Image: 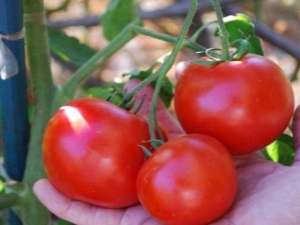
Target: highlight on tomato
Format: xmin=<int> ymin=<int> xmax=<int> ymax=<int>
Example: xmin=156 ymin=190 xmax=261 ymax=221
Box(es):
xmin=136 ymin=134 xmax=237 ymax=225
xmin=43 ymin=97 xmax=156 ymax=208
xmin=174 ymin=54 xmax=294 ymax=155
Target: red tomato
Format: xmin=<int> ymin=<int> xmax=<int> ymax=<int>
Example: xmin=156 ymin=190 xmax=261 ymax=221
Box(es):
xmin=136 ymin=134 xmax=237 ymax=225
xmin=174 ymin=54 xmax=294 ymax=155
xmin=43 ymin=97 xmax=155 ymax=208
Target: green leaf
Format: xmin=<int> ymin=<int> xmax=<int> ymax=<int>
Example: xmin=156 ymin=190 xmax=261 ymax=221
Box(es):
xmin=158 ymin=78 xmax=173 ymax=108
xmin=263 ymin=134 xmax=295 ymax=166
xmin=101 ymin=0 xmax=139 ymax=41
xmin=48 ymin=27 xmax=97 ymax=65
xmin=85 ymin=83 xmax=124 ymax=105
xmin=215 ymin=14 xmax=264 ymax=56
xmin=125 ymin=67 xmax=173 ymax=108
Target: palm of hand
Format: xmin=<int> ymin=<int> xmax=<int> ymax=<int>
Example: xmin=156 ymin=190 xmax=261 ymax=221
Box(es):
xmin=120 ymin=154 xmax=300 ymax=225
xmin=34 ymin=153 xmax=300 ymax=225
xmin=113 ymin=154 xmax=300 ymax=225
xmin=211 ymin=153 xmax=300 ymax=225
xmin=121 ymin=153 xmax=300 ymax=225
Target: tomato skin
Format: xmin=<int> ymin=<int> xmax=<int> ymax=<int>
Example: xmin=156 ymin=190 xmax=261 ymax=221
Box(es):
xmin=137 ymin=134 xmax=237 ymax=225
xmin=43 ymin=97 xmax=154 ymax=208
xmin=174 ymin=54 xmax=294 ymax=155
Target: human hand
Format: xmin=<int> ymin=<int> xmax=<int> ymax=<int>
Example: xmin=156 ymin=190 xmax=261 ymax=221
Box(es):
xmin=210 ymin=102 xmax=300 ymax=225
xmin=34 ymin=79 xmax=300 ymax=225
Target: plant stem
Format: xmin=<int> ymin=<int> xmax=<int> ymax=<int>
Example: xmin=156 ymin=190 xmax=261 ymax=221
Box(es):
xmin=23 ymin=0 xmax=55 ymax=186
xmin=119 ymin=20 xmax=207 ymax=107
xmin=22 ymin=0 xmax=54 ymax=223
xmin=188 ymin=20 xmax=216 ymax=44
xmin=148 ymin=0 xmax=198 ymax=148
xmin=0 ymin=193 xmax=19 ymax=210
xmin=132 ymin=25 xmax=206 ymax=52
xmin=23 ymin=2 xmax=55 ymax=179
xmin=57 ymin=20 xmax=140 ymax=107
xmin=60 ymin=22 xmax=206 ymax=110
xmin=211 ymin=0 xmax=230 ymax=60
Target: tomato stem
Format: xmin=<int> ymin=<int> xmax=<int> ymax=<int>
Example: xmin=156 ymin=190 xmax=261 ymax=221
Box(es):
xmin=148 ymin=0 xmax=198 ymax=149
xmin=229 ymin=39 xmax=250 ymax=60
xmin=120 ymin=0 xmax=198 ymax=149
xmin=0 ymin=192 xmax=19 ymax=210
xmin=22 ymin=0 xmax=55 ymax=223
xmin=23 ymin=6 xmax=54 ymax=182
xmin=59 ymin=20 xmax=139 ymax=105
xmin=132 ymin=25 xmax=206 ymax=52
xmin=139 ymin=145 xmax=153 ymax=157
xmin=211 ymin=0 xmax=230 ymax=61
xmin=188 ymin=20 xmax=217 ymax=45
xmin=57 ymin=21 xmax=206 ymax=111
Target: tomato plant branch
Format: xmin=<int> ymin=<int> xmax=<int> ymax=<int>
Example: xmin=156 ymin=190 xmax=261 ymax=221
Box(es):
xmin=57 ymin=21 xmax=206 ymax=110
xmin=120 ymin=26 xmax=206 ymax=107
xmin=211 ymin=0 xmax=230 ymax=60
xmin=148 ymin=0 xmax=198 ymax=148
xmin=188 ymin=20 xmax=217 ymax=45
xmin=58 ymin=20 xmax=140 ymax=107
xmin=21 ymin=0 xmax=54 ymax=223
xmin=23 ymin=2 xmax=55 ymax=185
xmin=0 ymin=193 xmax=19 ymax=210
xmin=60 ymin=21 xmax=206 ymax=110
xmin=132 ymin=25 xmax=206 ymax=52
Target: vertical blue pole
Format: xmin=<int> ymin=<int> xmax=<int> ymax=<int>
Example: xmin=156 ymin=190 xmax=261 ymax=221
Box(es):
xmin=0 ymin=0 xmax=29 ymax=224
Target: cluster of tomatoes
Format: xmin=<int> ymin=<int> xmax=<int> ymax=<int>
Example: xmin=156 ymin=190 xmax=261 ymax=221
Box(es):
xmin=43 ymin=54 xmax=294 ymax=225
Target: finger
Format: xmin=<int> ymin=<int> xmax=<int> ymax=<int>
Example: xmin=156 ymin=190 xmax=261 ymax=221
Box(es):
xmin=33 ymin=179 xmax=123 ymax=225
xmin=124 ymin=79 xmax=185 ymax=139
xmin=292 ymin=104 xmax=300 ymax=163
xmin=34 ymin=179 xmax=162 ymax=225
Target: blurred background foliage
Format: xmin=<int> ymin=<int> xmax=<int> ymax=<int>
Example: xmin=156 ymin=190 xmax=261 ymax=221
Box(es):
xmin=44 ymin=0 xmax=300 ymax=97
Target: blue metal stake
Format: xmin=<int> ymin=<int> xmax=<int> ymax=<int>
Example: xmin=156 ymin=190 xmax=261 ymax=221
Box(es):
xmin=0 ymin=0 xmax=29 ymax=224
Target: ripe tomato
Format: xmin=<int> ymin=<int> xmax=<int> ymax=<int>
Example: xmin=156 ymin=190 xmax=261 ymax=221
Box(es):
xmin=174 ymin=54 xmax=294 ymax=155
xmin=43 ymin=97 xmax=156 ymax=208
xmin=136 ymin=134 xmax=237 ymax=225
